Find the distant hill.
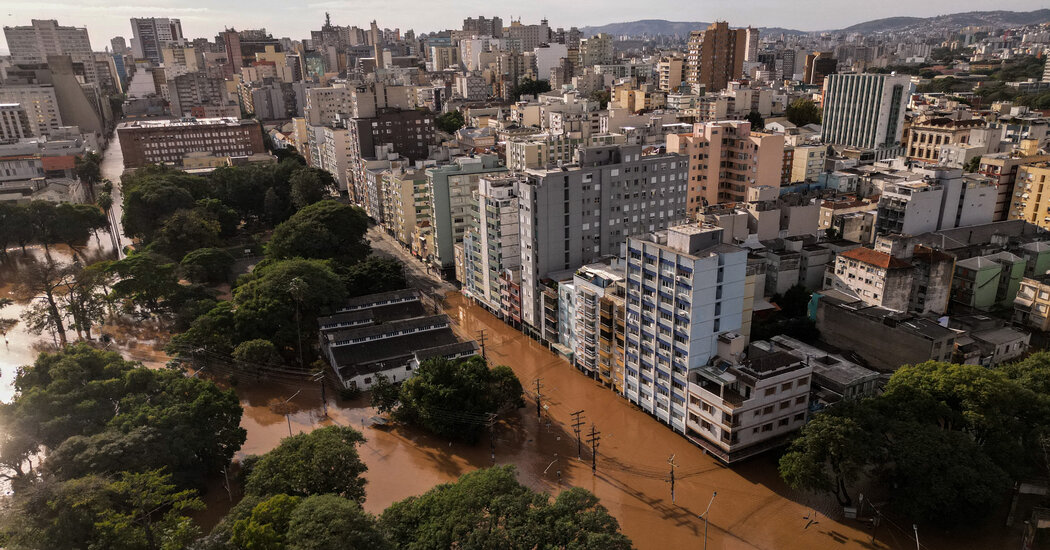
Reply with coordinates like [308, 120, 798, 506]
[839, 10, 1050, 33]
[580, 10, 1050, 37]
[579, 20, 807, 37]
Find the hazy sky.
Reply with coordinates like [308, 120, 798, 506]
[1, 0, 1047, 51]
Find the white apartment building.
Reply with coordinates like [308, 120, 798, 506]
[821, 73, 910, 150]
[130, 18, 184, 64]
[623, 223, 747, 433]
[517, 145, 690, 332]
[687, 336, 812, 463]
[3, 19, 99, 85]
[321, 126, 351, 192]
[461, 174, 522, 313]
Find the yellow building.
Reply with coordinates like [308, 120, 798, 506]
[1014, 275, 1050, 331]
[1009, 162, 1050, 229]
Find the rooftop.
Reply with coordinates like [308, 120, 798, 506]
[839, 247, 912, 269]
[118, 117, 253, 129]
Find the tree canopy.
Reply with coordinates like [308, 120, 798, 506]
[780, 353, 1050, 525]
[243, 426, 368, 502]
[0, 346, 244, 549]
[266, 200, 371, 264]
[379, 466, 632, 550]
[435, 111, 465, 134]
[785, 98, 821, 127]
[386, 356, 524, 442]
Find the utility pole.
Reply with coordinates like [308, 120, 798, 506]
[586, 424, 600, 474]
[698, 491, 717, 550]
[913, 524, 920, 550]
[571, 410, 585, 459]
[312, 371, 328, 417]
[534, 378, 544, 421]
[477, 329, 487, 361]
[668, 454, 677, 504]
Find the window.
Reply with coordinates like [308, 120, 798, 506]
[764, 387, 775, 397]
[781, 382, 792, 391]
[762, 405, 774, 414]
[780, 401, 790, 410]
[778, 418, 789, 427]
[795, 396, 806, 405]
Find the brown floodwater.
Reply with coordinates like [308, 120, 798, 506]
[227, 292, 1017, 550]
[0, 238, 1020, 548]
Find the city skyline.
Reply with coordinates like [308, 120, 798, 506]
[0, 0, 1047, 53]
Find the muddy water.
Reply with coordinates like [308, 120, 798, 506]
[227, 292, 1014, 550]
[0, 233, 1015, 548]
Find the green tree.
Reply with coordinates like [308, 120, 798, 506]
[370, 373, 399, 414]
[435, 110, 465, 134]
[93, 469, 204, 550]
[53, 203, 109, 259]
[511, 78, 552, 101]
[108, 251, 182, 313]
[392, 356, 524, 442]
[231, 494, 302, 550]
[588, 89, 611, 109]
[745, 110, 765, 130]
[785, 98, 821, 127]
[232, 258, 348, 352]
[779, 413, 873, 506]
[122, 181, 196, 241]
[289, 167, 334, 210]
[287, 494, 391, 550]
[266, 201, 371, 264]
[195, 197, 241, 237]
[58, 261, 110, 341]
[151, 209, 222, 260]
[244, 426, 368, 502]
[74, 151, 102, 200]
[15, 258, 70, 345]
[168, 301, 239, 356]
[341, 256, 407, 297]
[963, 155, 981, 173]
[379, 466, 631, 550]
[233, 339, 281, 375]
[180, 247, 235, 284]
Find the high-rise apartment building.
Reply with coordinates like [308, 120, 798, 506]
[462, 16, 503, 38]
[427, 155, 507, 273]
[0, 104, 33, 143]
[578, 34, 615, 68]
[4, 19, 98, 84]
[461, 174, 522, 313]
[821, 73, 910, 151]
[685, 22, 747, 94]
[665, 121, 785, 213]
[803, 52, 837, 85]
[657, 56, 686, 92]
[503, 19, 550, 52]
[111, 36, 128, 54]
[518, 144, 690, 331]
[167, 71, 230, 117]
[622, 223, 747, 432]
[130, 17, 184, 64]
[4, 19, 93, 63]
[0, 86, 61, 137]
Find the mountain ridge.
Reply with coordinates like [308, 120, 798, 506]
[578, 10, 1050, 37]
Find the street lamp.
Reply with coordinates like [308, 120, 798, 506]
[698, 491, 717, 550]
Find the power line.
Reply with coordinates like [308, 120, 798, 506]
[586, 423, 600, 475]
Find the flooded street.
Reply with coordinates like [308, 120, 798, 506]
[226, 291, 1013, 550]
[0, 161, 1017, 548]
